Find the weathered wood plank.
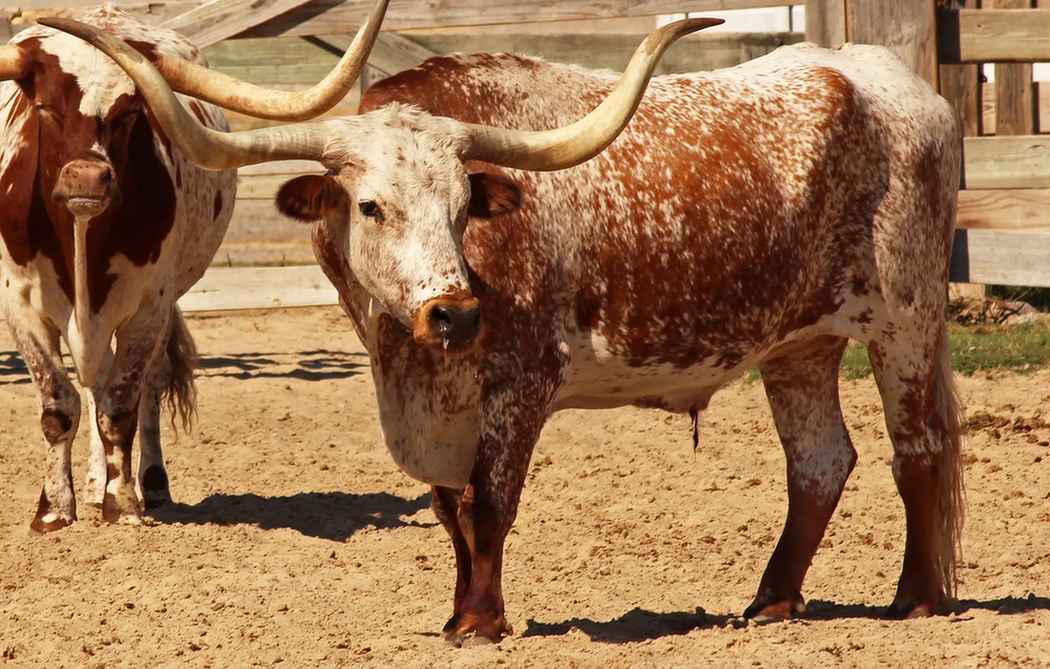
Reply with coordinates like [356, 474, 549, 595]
[992, 0, 1037, 135]
[178, 266, 337, 312]
[963, 135, 1050, 189]
[950, 229, 1050, 287]
[946, 8, 1050, 63]
[804, 0, 846, 48]
[242, 0, 797, 37]
[161, 0, 315, 48]
[845, 0, 939, 86]
[938, 0, 981, 142]
[957, 189, 1050, 230]
[981, 81, 1050, 135]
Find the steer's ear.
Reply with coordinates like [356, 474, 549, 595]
[468, 171, 522, 218]
[276, 175, 347, 222]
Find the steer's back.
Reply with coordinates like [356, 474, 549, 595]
[363, 43, 960, 408]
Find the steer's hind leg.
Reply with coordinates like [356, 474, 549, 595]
[746, 336, 856, 619]
[869, 328, 964, 618]
[9, 317, 82, 533]
[137, 376, 170, 509]
[95, 305, 169, 525]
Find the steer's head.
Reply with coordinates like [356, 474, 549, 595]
[0, 17, 171, 223]
[274, 108, 512, 350]
[42, 16, 721, 352]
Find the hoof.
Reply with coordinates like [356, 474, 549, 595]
[443, 613, 512, 647]
[142, 492, 172, 511]
[885, 599, 939, 619]
[141, 466, 171, 510]
[30, 511, 75, 534]
[744, 591, 806, 621]
[102, 493, 143, 525]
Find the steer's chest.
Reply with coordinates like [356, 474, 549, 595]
[366, 314, 481, 489]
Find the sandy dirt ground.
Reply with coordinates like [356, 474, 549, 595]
[0, 306, 1047, 668]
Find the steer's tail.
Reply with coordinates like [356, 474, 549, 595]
[932, 327, 965, 599]
[164, 306, 198, 431]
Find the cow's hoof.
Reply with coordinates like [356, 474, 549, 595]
[443, 613, 512, 647]
[142, 491, 172, 511]
[102, 493, 143, 525]
[744, 593, 806, 621]
[30, 511, 75, 534]
[885, 598, 939, 619]
[141, 466, 172, 510]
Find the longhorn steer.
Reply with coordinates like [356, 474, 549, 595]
[3, 0, 388, 532]
[53, 20, 964, 643]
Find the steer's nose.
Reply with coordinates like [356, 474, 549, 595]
[416, 296, 482, 351]
[53, 159, 115, 217]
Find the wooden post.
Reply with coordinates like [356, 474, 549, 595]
[939, 0, 987, 298]
[805, 0, 846, 47]
[845, 0, 940, 86]
[993, 0, 1037, 135]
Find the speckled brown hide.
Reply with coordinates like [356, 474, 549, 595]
[0, 7, 236, 531]
[309, 43, 964, 643]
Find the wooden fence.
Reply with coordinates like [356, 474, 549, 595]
[6, 0, 1048, 310]
[808, 0, 1050, 291]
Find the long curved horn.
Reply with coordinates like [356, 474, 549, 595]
[39, 0, 389, 122]
[0, 45, 29, 80]
[32, 17, 327, 169]
[460, 18, 723, 171]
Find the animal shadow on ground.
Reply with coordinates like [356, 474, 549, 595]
[149, 491, 433, 541]
[0, 350, 29, 385]
[523, 607, 734, 643]
[0, 348, 367, 386]
[524, 594, 1050, 643]
[198, 349, 368, 382]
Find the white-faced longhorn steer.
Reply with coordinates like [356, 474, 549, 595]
[3, 0, 388, 532]
[51, 18, 964, 643]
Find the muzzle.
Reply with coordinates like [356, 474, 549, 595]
[52, 158, 115, 218]
[413, 292, 482, 352]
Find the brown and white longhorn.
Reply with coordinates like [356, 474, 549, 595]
[51, 13, 964, 645]
[2, 0, 388, 532]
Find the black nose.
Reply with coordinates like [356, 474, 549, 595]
[425, 301, 481, 348]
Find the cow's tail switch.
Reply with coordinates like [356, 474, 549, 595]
[932, 327, 965, 602]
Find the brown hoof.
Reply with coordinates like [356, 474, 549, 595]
[744, 593, 806, 621]
[885, 598, 940, 619]
[102, 493, 143, 525]
[443, 613, 512, 647]
[30, 512, 75, 534]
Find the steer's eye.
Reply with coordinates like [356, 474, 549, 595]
[358, 200, 383, 221]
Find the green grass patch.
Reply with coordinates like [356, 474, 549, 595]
[747, 319, 1050, 383]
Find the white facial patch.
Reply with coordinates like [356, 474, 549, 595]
[39, 32, 135, 117]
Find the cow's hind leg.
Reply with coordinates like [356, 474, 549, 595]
[95, 305, 170, 524]
[137, 375, 169, 509]
[137, 307, 197, 509]
[746, 336, 856, 619]
[10, 318, 82, 533]
[869, 328, 964, 618]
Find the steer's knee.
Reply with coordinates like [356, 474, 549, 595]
[40, 394, 81, 444]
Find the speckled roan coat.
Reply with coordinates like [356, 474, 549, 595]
[326, 43, 964, 642]
[0, 8, 236, 532]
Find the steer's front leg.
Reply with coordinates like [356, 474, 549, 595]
[442, 385, 547, 647]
